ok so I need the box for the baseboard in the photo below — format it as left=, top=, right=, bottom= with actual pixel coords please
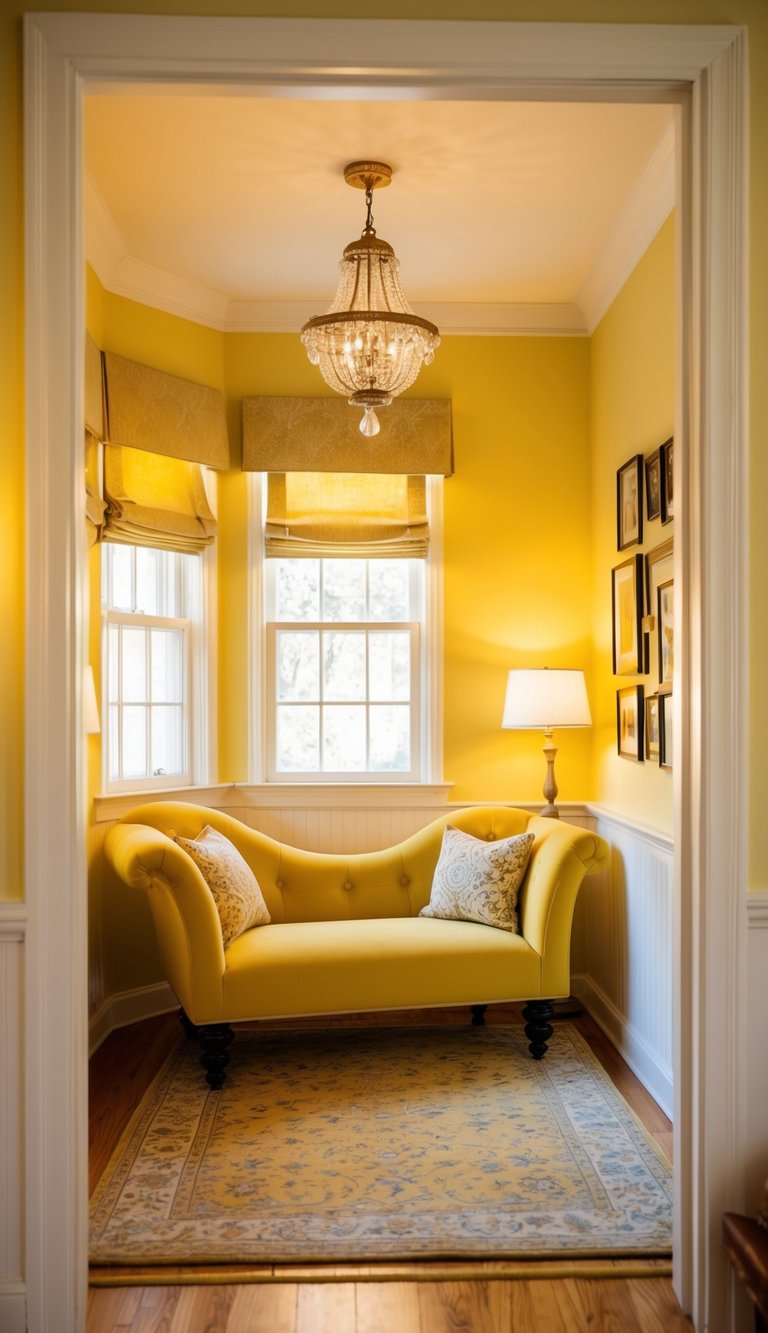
left=89, top=981, right=178, bottom=1054
left=572, top=973, right=673, bottom=1120
left=0, top=1284, right=27, bottom=1333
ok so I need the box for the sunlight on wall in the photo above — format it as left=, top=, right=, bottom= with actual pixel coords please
left=590, top=215, right=675, bottom=831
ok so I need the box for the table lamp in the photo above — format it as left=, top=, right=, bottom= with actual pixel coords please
left=501, top=668, right=591, bottom=818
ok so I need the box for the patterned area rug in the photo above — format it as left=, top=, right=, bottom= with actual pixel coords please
left=90, top=1023, right=672, bottom=1269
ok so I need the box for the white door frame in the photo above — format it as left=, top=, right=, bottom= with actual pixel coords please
left=23, top=15, right=748, bottom=1333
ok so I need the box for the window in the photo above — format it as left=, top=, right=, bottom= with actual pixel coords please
left=102, top=542, right=209, bottom=790
left=265, top=557, right=425, bottom=781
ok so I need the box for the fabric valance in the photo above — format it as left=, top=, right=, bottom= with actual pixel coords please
left=103, top=444, right=216, bottom=554
left=85, top=334, right=105, bottom=439
left=103, top=350, right=229, bottom=470
left=265, top=472, right=429, bottom=559
left=242, top=396, right=453, bottom=476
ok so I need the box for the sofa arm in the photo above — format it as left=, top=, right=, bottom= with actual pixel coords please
left=104, top=822, right=227, bottom=1021
left=519, top=819, right=609, bottom=996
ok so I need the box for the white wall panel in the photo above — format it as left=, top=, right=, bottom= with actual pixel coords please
left=573, top=806, right=674, bottom=1117
left=0, top=907, right=25, bottom=1330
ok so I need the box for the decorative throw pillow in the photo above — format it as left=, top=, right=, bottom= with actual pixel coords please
left=419, top=825, right=534, bottom=933
left=174, top=826, right=270, bottom=947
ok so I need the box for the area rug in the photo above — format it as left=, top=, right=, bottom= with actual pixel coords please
left=89, top=1024, right=672, bottom=1271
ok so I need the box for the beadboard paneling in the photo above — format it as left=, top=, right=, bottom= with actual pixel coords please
left=0, top=907, right=24, bottom=1312
left=573, top=807, right=674, bottom=1118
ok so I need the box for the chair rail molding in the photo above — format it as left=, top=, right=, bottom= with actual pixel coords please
left=23, top=13, right=747, bottom=1333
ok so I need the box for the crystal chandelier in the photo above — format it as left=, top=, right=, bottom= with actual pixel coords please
left=301, top=161, right=440, bottom=437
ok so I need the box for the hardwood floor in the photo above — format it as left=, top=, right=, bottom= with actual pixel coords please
left=88, top=1005, right=691, bottom=1333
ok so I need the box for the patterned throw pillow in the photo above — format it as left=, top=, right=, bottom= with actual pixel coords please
left=419, top=825, right=534, bottom=933
left=174, top=826, right=271, bottom=947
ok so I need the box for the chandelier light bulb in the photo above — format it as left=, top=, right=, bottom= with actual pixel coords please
left=300, top=161, right=440, bottom=435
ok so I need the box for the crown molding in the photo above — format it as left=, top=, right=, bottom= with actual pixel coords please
left=84, top=115, right=673, bottom=341
left=577, top=122, right=675, bottom=334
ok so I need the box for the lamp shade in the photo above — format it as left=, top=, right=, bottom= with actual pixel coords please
left=502, top=669, right=591, bottom=730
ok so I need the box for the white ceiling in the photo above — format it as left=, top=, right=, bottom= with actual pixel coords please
left=84, top=93, right=675, bottom=336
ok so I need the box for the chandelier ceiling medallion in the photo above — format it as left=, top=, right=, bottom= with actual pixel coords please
left=301, top=161, right=441, bottom=437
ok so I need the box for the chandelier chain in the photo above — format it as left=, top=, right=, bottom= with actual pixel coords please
left=364, top=184, right=375, bottom=235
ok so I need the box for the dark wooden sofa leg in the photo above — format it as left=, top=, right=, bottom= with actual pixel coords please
left=179, top=1008, right=199, bottom=1040
left=199, top=1023, right=235, bottom=1090
left=522, top=1000, right=555, bottom=1059
left=471, top=1004, right=487, bottom=1026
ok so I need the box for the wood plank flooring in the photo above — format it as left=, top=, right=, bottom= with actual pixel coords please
left=88, top=1005, right=691, bottom=1333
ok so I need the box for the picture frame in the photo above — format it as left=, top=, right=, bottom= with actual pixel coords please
left=660, top=437, right=674, bottom=524
left=617, top=453, right=644, bottom=550
left=645, top=448, right=661, bottom=522
left=612, top=554, right=644, bottom=676
left=645, top=693, right=660, bottom=761
left=657, top=577, right=674, bottom=691
left=644, top=537, right=673, bottom=678
left=617, top=684, right=645, bottom=761
left=659, top=691, right=673, bottom=769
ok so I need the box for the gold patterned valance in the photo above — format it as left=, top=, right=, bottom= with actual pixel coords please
left=265, top=472, right=429, bottom=559
left=103, top=444, right=217, bottom=555
left=85, top=334, right=105, bottom=439
left=242, top=396, right=453, bottom=476
left=103, top=351, right=229, bottom=470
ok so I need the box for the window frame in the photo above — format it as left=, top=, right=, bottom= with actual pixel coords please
left=266, top=618, right=421, bottom=783
left=100, top=538, right=215, bottom=793
left=248, top=472, right=444, bottom=786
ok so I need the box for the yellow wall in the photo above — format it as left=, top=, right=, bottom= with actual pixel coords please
left=3, top=0, right=768, bottom=907
left=590, top=217, right=675, bottom=829
left=87, top=276, right=594, bottom=798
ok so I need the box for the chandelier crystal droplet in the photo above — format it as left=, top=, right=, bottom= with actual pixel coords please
left=301, top=161, right=440, bottom=435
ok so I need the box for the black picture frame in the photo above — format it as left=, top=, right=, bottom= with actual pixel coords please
left=660, top=437, right=674, bottom=524
left=612, top=554, right=644, bottom=676
left=645, top=693, right=660, bottom=761
left=617, top=454, right=644, bottom=550
left=645, top=448, right=661, bottom=522
left=657, top=578, right=674, bottom=691
left=617, top=684, right=645, bottom=761
left=659, top=691, right=673, bottom=769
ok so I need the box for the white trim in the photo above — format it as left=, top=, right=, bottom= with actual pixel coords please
left=572, top=973, right=674, bottom=1121
left=746, top=892, right=768, bottom=928
left=0, top=1287, right=27, bottom=1333
left=587, top=802, right=674, bottom=855
left=88, top=981, right=178, bottom=1055
left=578, top=122, right=676, bottom=333
left=426, top=476, right=444, bottom=784
left=0, top=905, right=27, bottom=942
left=22, top=14, right=748, bottom=1333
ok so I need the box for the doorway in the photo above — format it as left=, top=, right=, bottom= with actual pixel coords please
left=22, top=15, right=748, bottom=1333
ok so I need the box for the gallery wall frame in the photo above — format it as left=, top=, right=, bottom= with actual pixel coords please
left=660, top=437, right=674, bottom=524
left=617, top=683, right=645, bottom=761
left=660, top=690, right=674, bottom=769
left=612, top=553, right=644, bottom=676
left=617, top=453, right=644, bottom=550
left=646, top=692, right=661, bottom=760
left=646, top=448, right=662, bottom=522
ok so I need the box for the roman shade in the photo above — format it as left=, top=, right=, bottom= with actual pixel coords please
left=103, top=350, right=229, bottom=470
left=84, top=335, right=106, bottom=545
left=85, top=430, right=106, bottom=547
left=103, top=444, right=216, bottom=554
left=242, top=396, right=453, bottom=476
left=265, top=471, right=428, bottom=558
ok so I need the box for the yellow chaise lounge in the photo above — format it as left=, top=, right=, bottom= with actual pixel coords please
left=105, top=801, right=609, bottom=1088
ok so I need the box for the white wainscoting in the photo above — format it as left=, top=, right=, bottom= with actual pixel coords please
left=0, top=905, right=26, bottom=1333
left=572, top=805, right=674, bottom=1119
left=745, top=892, right=768, bottom=1216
